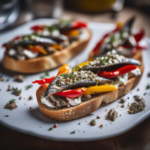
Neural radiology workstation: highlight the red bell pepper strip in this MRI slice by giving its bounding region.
[133,29,145,43]
[98,65,137,79]
[54,88,87,99]
[32,64,69,85]
[32,76,55,85]
[31,25,44,32]
[71,21,87,29]
[92,25,121,55]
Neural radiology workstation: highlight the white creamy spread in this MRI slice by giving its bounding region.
[41,97,55,108]
[130,68,141,76]
[23,50,38,58]
[66,96,81,106]
[117,73,128,85]
[79,29,89,40]
[8,49,16,56]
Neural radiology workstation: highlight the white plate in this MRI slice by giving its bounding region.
[0,19,150,142]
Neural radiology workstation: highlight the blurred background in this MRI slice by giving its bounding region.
[0,0,150,35]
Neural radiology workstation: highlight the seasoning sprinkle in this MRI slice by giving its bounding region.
[53,124,57,128]
[5,115,9,117]
[99,124,103,128]
[144,93,147,95]
[121,104,124,108]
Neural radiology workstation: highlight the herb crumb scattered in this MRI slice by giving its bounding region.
[28,96,33,100]
[7,84,11,91]
[12,87,21,96]
[96,116,100,119]
[14,75,24,82]
[120,98,126,103]
[5,114,9,117]
[90,119,96,126]
[19,96,22,100]
[121,104,124,108]
[78,122,81,125]
[4,99,17,110]
[137,88,139,91]
[144,93,147,95]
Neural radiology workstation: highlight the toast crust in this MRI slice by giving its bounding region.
[2,28,92,73]
[36,62,144,121]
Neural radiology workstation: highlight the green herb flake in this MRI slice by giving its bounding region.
[40,76,45,79]
[8,98,16,104]
[146,84,150,90]
[69,74,73,79]
[25,85,32,90]
[144,93,147,95]
[48,128,53,131]
[99,58,103,63]
[45,71,49,76]
[70,131,75,134]
[127,97,130,99]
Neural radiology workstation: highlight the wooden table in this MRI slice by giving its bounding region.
[1,6,150,150]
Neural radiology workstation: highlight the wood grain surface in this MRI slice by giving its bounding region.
[0,117,150,150]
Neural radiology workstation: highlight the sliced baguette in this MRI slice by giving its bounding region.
[36,62,144,121]
[2,28,91,73]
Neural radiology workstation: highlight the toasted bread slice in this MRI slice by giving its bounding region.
[2,28,91,73]
[36,62,144,121]
[132,51,142,61]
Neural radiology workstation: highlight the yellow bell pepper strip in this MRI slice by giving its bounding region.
[83,85,116,95]
[72,61,89,72]
[57,64,69,75]
[28,45,47,55]
[51,44,63,51]
[67,30,79,38]
[54,87,87,99]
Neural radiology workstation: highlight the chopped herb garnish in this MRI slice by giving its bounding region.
[127,97,130,99]
[146,84,150,89]
[144,93,147,95]
[5,115,9,117]
[40,76,45,79]
[70,131,75,134]
[69,74,73,79]
[99,58,103,63]
[8,98,16,104]
[48,128,53,131]
[25,85,32,90]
